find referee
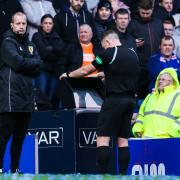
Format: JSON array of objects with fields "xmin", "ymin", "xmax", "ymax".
[{"xmin": 60, "ymin": 30, "xmax": 140, "ymax": 174}]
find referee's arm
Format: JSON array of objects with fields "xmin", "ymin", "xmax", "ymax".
[{"xmin": 59, "ymin": 63, "xmax": 97, "ymax": 79}]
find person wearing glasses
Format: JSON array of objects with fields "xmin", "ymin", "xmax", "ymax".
[
  {"xmin": 132, "ymin": 67, "xmax": 180, "ymax": 138},
  {"xmin": 148, "ymin": 35, "xmax": 180, "ymax": 91}
]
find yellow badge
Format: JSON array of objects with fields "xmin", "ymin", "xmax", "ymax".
[{"xmin": 28, "ymin": 46, "xmax": 33, "ymax": 55}]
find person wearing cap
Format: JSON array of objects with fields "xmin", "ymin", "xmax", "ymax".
[
  {"xmin": 93, "ymin": 0, "xmax": 130, "ymax": 19},
  {"xmin": 94, "ymin": 0, "xmax": 115, "ymax": 51},
  {"xmin": 132, "ymin": 68, "xmax": 180, "ymax": 138}
]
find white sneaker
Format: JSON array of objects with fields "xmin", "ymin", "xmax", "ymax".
[{"xmin": 0, "ymin": 168, "xmax": 3, "ymax": 173}]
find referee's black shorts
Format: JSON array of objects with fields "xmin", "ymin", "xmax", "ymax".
[{"xmin": 97, "ymin": 94, "xmax": 135, "ymax": 138}]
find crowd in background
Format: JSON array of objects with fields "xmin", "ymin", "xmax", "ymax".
[
  {"xmin": 1, "ymin": 0, "xmax": 180, "ymax": 111},
  {"xmin": 0, "ymin": 0, "xmax": 180, "ymax": 174}
]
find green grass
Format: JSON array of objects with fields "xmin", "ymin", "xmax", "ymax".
[{"xmin": 0, "ymin": 174, "xmax": 179, "ymax": 180}]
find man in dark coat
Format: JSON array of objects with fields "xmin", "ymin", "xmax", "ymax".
[
  {"xmin": 0, "ymin": 0, "xmax": 23, "ymax": 44},
  {"xmin": 0, "ymin": 12, "xmax": 42, "ymax": 173},
  {"xmin": 128, "ymin": 0, "xmax": 163, "ymax": 99},
  {"xmin": 114, "ymin": 8, "xmax": 137, "ymax": 51}
]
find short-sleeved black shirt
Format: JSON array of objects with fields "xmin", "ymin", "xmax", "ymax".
[{"xmin": 92, "ymin": 46, "xmax": 140, "ymax": 96}]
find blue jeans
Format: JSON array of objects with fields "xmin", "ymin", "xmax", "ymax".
[{"xmin": 35, "ymin": 71, "xmax": 58, "ymax": 101}]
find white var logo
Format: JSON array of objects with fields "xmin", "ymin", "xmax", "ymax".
[
  {"xmin": 28, "ymin": 127, "xmax": 63, "ymax": 148},
  {"xmin": 83, "ymin": 130, "xmax": 97, "ymax": 145},
  {"xmin": 79, "ymin": 128, "xmax": 97, "ymax": 148},
  {"xmin": 79, "ymin": 128, "xmax": 113, "ymax": 148},
  {"xmin": 132, "ymin": 163, "xmax": 166, "ymax": 176},
  {"xmin": 37, "ymin": 131, "xmax": 59, "ymax": 144}
]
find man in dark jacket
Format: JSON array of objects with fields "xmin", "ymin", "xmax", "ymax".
[
  {"xmin": 114, "ymin": 8, "xmax": 137, "ymax": 51},
  {"xmin": 128, "ymin": 0, "xmax": 163, "ymax": 98},
  {"xmin": 0, "ymin": 12, "xmax": 42, "ymax": 173},
  {"xmin": 54, "ymin": 0, "xmax": 94, "ymax": 45},
  {"xmin": 0, "ymin": 0, "xmax": 23, "ymax": 44},
  {"xmin": 94, "ymin": 0, "xmax": 115, "ymax": 51},
  {"xmin": 153, "ymin": 0, "xmax": 175, "ymax": 25}
]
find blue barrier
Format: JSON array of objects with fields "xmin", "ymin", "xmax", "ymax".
[
  {"xmin": 27, "ymin": 110, "xmax": 180, "ymax": 176},
  {"xmin": 28, "ymin": 110, "xmax": 76, "ymax": 174},
  {"xmin": 28, "ymin": 110, "xmax": 117, "ymax": 174},
  {"xmin": 3, "ymin": 135, "xmax": 38, "ymax": 174},
  {"xmin": 127, "ymin": 138, "xmax": 180, "ymax": 176}
]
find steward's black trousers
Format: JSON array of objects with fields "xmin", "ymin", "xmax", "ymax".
[{"xmin": 0, "ymin": 112, "xmax": 30, "ymax": 170}]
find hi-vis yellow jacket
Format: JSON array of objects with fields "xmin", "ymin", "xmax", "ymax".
[{"xmin": 132, "ymin": 68, "xmax": 180, "ymax": 138}]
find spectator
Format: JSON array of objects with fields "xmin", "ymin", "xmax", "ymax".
[
  {"xmin": 163, "ymin": 20, "xmax": 180, "ymax": 58},
  {"xmin": 128, "ymin": 0, "xmax": 163, "ymax": 99},
  {"xmin": 20, "ymin": 0, "xmax": 56, "ymax": 40},
  {"xmin": 132, "ymin": 68, "xmax": 180, "ymax": 138},
  {"xmin": 0, "ymin": 0, "xmax": 23, "ymax": 44},
  {"xmin": 54, "ymin": 0, "xmax": 94, "ymax": 45},
  {"xmin": 153, "ymin": 0, "xmax": 175, "ymax": 25},
  {"xmin": 126, "ymin": 0, "xmax": 159, "ymax": 18},
  {"xmin": 148, "ymin": 36, "xmax": 180, "ymax": 91},
  {"xmin": 52, "ymin": 0, "xmax": 89, "ymax": 13},
  {"xmin": 161, "ymin": 0, "xmax": 173, "ymax": 13},
  {"xmin": 163, "ymin": 20, "xmax": 174, "ymax": 36},
  {"xmin": 94, "ymin": 0, "xmax": 115, "ymax": 50},
  {"xmin": 93, "ymin": 0, "xmax": 130, "ymax": 18},
  {"xmin": 0, "ymin": 12, "xmax": 42, "ymax": 173},
  {"xmin": 67, "ymin": 24, "xmax": 103, "ymax": 78},
  {"xmin": 32, "ymin": 14, "xmax": 67, "ymax": 108},
  {"xmin": 114, "ymin": 8, "xmax": 136, "ymax": 50}
]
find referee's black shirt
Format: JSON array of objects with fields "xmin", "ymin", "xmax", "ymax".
[{"xmin": 92, "ymin": 46, "xmax": 139, "ymax": 96}]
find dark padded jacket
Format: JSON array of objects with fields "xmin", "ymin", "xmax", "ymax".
[
  {"xmin": 128, "ymin": 16, "xmax": 163, "ymax": 68},
  {"xmin": 32, "ymin": 28, "xmax": 68, "ymax": 77},
  {"xmin": 54, "ymin": 5, "xmax": 94, "ymax": 44},
  {"xmin": 0, "ymin": 30, "xmax": 42, "ymax": 112},
  {"xmin": 114, "ymin": 28, "xmax": 137, "ymax": 52}
]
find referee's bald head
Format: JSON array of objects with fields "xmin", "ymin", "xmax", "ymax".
[{"xmin": 101, "ymin": 30, "xmax": 121, "ymax": 49}]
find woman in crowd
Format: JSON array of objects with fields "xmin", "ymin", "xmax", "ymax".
[
  {"xmin": 32, "ymin": 14, "xmax": 66, "ymax": 108},
  {"xmin": 20, "ymin": 0, "xmax": 56, "ymax": 40}
]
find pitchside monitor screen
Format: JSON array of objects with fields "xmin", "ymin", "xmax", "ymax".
[
  {"xmin": 57, "ymin": 78, "xmax": 105, "ymax": 109},
  {"xmin": 73, "ymin": 88, "xmax": 103, "ymax": 108}
]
